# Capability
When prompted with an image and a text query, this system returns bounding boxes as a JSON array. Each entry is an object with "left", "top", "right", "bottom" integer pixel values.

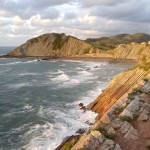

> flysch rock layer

[{"left": 71, "top": 78, "right": 150, "bottom": 150}]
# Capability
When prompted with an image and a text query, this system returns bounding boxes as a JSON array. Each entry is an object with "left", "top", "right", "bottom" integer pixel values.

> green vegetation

[
  {"left": 86, "top": 130, "right": 91, "bottom": 135},
  {"left": 120, "top": 116, "right": 132, "bottom": 122},
  {"left": 133, "top": 113, "right": 139, "bottom": 121},
  {"left": 138, "top": 48, "right": 144, "bottom": 55},
  {"left": 80, "top": 147, "right": 91, "bottom": 150},
  {"left": 83, "top": 47, "right": 90, "bottom": 54},
  {"left": 52, "top": 34, "right": 69, "bottom": 50},
  {"left": 113, "top": 107, "right": 124, "bottom": 115},
  {"left": 94, "top": 126, "right": 114, "bottom": 139},
  {"left": 141, "top": 62, "right": 150, "bottom": 71},
  {"left": 86, "top": 33, "right": 150, "bottom": 50},
  {"left": 29, "top": 38, "right": 39, "bottom": 44},
  {"left": 63, "top": 137, "right": 79, "bottom": 150}
]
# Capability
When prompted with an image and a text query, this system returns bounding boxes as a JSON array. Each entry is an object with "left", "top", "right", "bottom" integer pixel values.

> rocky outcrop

[
  {"left": 71, "top": 78, "right": 150, "bottom": 150},
  {"left": 6, "top": 33, "right": 150, "bottom": 61},
  {"left": 7, "top": 33, "right": 99, "bottom": 57},
  {"left": 88, "top": 65, "right": 149, "bottom": 120}
]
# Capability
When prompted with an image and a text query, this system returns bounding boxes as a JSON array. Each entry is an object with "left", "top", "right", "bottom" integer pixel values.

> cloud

[
  {"left": 64, "top": 12, "right": 76, "bottom": 19},
  {"left": 0, "top": 0, "right": 150, "bottom": 46},
  {"left": 90, "top": 0, "right": 150, "bottom": 23},
  {"left": 79, "top": 0, "right": 125, "bottom": 7}
]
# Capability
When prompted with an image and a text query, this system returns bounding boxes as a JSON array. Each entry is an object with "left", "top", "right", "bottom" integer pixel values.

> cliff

[
  {"left": 6, "top": 33, "right": 150, "bottom": 150},
  {"left": 7, "top": 33, "right": 150, "bottom": 63},
  {"left": 7, "top": 33, "right": 99, "bottom": 57},
  {"left": 72, "top": 77, "right": 150, "bottom": 150}
]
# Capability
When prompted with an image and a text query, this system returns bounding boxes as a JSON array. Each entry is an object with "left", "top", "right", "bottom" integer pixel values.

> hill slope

[
  {"left": 86, "top": 33, "right": 150, "bottom": 50},
  {"left": 7, "top": 33, "right": 98, "bottom": 57}
]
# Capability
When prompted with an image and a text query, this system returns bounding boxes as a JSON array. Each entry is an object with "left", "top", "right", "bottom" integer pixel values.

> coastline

[
  {"left": 0, "top": 55, "right": 137, "bottom": 64},
  {"left": 55, "top": 59, "right": 150, "bottom": 150}
]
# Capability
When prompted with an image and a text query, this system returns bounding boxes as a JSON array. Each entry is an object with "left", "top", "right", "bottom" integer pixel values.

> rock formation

[
  {"left": 5, "top": 32, "right": 150, "bottom": 150},
  {"left": 71, "top": 78, "right": 150, "bottom": 150},
  {"left": 7, "top": 33, "right": 99, "bottom": 57},
  {"left": 7, "top": 33, "right": 150, "bottom": 64}
]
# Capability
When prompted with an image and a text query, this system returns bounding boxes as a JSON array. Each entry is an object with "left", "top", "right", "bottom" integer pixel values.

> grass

[
  {"left": 94, "top": 126, "right": 114, "bottom": 139},
  {"left": 83, "top": 47, "right": 91, "bottom": 54},
  {"left": 139, "top": 61, "right": 150, "bottom": 71},
  {"left": 113, "top": 107, "right": 124, "bottom": 115},
  {"left": 63, "top": 136, "right": 79, "bottom": 150},
  {"left": 120, "top": 116, "right": 132, "bottom": 122},
  {"left": 53, "top": 34, "right": 69, "bottom": 50},
  {"left": 133, "top": 114, "right": 139, "bottom": 121}
]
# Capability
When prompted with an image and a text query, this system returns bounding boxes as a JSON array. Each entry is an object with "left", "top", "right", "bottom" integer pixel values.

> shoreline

[{"left": 0, "top": 55, "right": 137, "bottom": 63}]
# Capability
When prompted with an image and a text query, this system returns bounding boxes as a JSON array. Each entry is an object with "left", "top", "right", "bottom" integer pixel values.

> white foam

[
  {"left": 78, "top": 70, "right": 93, "bottom": 76},
  {"left": 8, "top": 82, "right": 30, "bottom": 89},
  {"left": 0, "top": 59, "right": 37, "bottom": 66},
  {"left": 24, "top": 104, "right": 33, "bottom": 110},
  {"left": 76, "top": 67, "right": 84, "bottom": 70},
  {"left": 61, "top": 60, "right": 83, "bottom": 63},
  {"left": 24, "top": 106, "right": 96, "bottom": 150},
  {"left": 19, "top": 72, "right": 41, "bottom": 76},
  {"left": 51, "top": 73, "right": 70, "bottom": 81}
]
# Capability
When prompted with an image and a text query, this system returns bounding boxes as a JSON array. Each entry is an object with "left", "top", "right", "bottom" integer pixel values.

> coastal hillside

[
  {"left": 56, "top": 45, "right": 150, "bottom": 149},
  {"left": 56, "top": 61, "right": 150, "bottom": 150},
  {"left": 7, "top": 33, "right": 150, "bottom": 62},
  {"left": 86, "top": 33, "right": 150, "bottom": 50},
  {"left": 7, "top": 33, "right": 98, "bottom": 57}
]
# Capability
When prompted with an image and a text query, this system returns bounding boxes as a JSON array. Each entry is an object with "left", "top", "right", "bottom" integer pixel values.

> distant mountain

[
  {"left": 7, "top": 33, "right": 99, "bottom": 57},
  {"left": 86, "top": 33, "right": 150, "bottom": 50}
]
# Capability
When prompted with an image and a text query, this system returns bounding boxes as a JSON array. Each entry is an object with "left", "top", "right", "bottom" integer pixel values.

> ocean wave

[
  {"left": 0, "top": 59, "right": 38, "bottom": 66},
  {"left": 19, "top": 72, "right": 41, "bottom": 76},
  {"left": 51, "top": 73, "right": 70, "bottom": 81},
  {"left": 61, "top": 60, "right": 83, "bottom": 63},
  {"left": 28, "top": 103, "right": 97, "bottom": 150},
  {"left": 7, "top": 82, "right": 30, "bottom": 89}
]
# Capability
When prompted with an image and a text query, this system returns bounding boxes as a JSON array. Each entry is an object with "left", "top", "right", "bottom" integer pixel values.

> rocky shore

[
  {"left": 56, "top": 78, "right": 150, "bottom": 150},
  {"left": 5, "top": 33, "right": 150, "bottom": 150}
]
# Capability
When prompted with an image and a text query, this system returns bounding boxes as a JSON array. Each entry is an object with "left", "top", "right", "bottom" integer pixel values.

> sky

[{"left": 0, "top": 0, "right": 150, "bottom": 46}]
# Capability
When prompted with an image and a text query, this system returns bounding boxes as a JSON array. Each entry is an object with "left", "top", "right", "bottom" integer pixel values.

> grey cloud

[
  {"left": 79, "top": 0, "right": 125, "bottom": 7},
  {"left": 64, "top": 12, "right": 76, "bottom": 19},
  {"left": 0, "top": 0, "right": 72, "bottom": 19},
  {"left": 90, "top": 0, "right": 150, "bottom": 23},
  {"left": 40, "top": 8, "right": 60, "bottom": 19}
]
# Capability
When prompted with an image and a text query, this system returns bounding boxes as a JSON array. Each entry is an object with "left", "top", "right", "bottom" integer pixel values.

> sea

[{"left": 0, "top": 47, "right": 134, "bottom": 150}]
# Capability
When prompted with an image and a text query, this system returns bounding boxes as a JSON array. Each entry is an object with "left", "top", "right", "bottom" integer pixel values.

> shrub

[
  {"left": 113, "top": 107, "right": 124, "bottom": 115},
  {"left": 120, "top": 116, "right": 132, "bottom": 122}
]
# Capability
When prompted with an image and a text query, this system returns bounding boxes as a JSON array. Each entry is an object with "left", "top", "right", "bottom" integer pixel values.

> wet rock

[
  {"left": 76, "top": 128, "right": 86, "bottom": 134},
  {"left": 85, "top": 120, "right": 93, "bottom": 126},
  {"left": 79, "top": 103, "right": 84, "bottom": 107},
  {"left": 94, "top": 66, "right": 98, "bottom": 68}
]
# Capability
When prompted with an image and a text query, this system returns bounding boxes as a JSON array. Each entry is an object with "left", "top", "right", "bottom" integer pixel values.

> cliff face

[
  {"left": 94, "top": 43, "right": 150, "bottom": 61},
  {"left": 7, "top": 33, "right": 97, "bottom": 57},
  {"left": 72, "top": 77, "right": 150, "bottom": 150},
  {"left": 7, "top": 33, "right": 150, "bottom": 61}
]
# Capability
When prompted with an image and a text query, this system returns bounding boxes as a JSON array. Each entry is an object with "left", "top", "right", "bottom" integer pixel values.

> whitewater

[{"left": 0, "top": 47, "right": 134, "bottom": 150}]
